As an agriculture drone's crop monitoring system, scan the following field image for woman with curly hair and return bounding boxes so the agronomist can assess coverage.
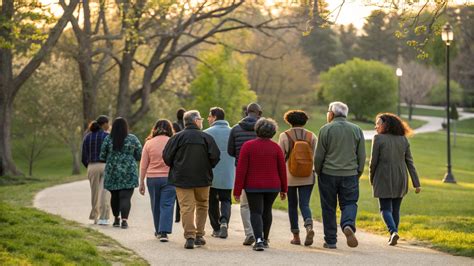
[369,113,421,246]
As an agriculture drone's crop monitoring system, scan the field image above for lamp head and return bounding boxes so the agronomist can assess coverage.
[441,22,454,45]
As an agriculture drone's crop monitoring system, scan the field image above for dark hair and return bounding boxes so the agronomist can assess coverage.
[376,113,413,137]
[88,115,109,132]
[147,119,174,140]
[209,107,225,120]
[96,115,109,126]
[255,118,278,139]
[110,117,129,151]
[284,110,309,127]
[176,108,186,120]
[246,102,262,116]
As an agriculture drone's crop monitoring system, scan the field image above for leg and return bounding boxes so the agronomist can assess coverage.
[110,190,120,218]
[98,163,110,220]
[119,188,134,220]
[246,192,264,241]
[176,187,197,239]
[318,174,338,245]
[87,164,101,220]
[147,178,161,234]
[287,186,299,233]
[194,186,210,237]
[392,198,403,231]
[218,189,232,225]
[262,192,278,241]
[298,185,314,223]
[208,187,221,232]
[240,190,254,237]
[338,175,359,232]
[159,179,176,234]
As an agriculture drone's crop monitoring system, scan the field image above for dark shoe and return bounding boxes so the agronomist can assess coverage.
[121,220,128,229]
[304,228,315,246]
[263,239,269,248]
[389,232,399,246]
[159,233,169,242]
[323,242,337,249]
[343,226,358,248]
[175,219,180,223]
[194,236,206,246]
[184,238,194,249]
[253,241,264,251]
[291,233,301,245]
[113,217,120,227]
[211,230,221,238]
[219,224,228,239]
[243,235,256,246]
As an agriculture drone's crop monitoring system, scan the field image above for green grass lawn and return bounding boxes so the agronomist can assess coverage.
[455,118,474,135]
[401,106,447,118]
[0,144,147,265]
[274,132,474,257]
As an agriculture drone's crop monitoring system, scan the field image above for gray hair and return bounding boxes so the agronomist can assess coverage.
[328,101,349,118]
[255,118,278,139]
[183,110,201,126]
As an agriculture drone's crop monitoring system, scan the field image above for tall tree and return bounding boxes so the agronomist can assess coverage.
[339,24,358,62]
[0,0,79,176]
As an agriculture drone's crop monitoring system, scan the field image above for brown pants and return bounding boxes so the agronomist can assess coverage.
[176,186,210,239]
[88,163,110,220]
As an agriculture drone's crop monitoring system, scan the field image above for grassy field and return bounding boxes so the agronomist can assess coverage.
[400,106,447,118]
[274,132,474,257]
[0,145,147,265]
[456,118,474,135]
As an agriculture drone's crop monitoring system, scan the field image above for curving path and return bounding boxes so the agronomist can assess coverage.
[35,180,473,265]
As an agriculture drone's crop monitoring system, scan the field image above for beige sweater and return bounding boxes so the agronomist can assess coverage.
[278,128,317,187]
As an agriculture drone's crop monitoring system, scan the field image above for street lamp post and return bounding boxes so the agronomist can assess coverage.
[441,22,456,184]
[396,68,403,117]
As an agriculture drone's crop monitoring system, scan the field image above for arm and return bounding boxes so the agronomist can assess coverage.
[227,128,236,157]
[162,136,177,167]
[81,136,88,168]
[276,146,288,193]
[278,133,289,159]
[133,136,142,161]
[357,128,366,177]
[139,142,149,181]
[99,136,110,162]
[405,139,421,189]
[233,142,249,198]
[314,130,326,176]
[206,135,221,168]
[369,135,380,185]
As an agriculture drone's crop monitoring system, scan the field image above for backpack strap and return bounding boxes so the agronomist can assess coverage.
[284,131,295,161]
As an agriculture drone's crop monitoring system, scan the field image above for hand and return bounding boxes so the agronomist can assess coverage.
[234,195,240,203]
[415,187,421,194]
[280,192,287,201]
[139,182,146,195]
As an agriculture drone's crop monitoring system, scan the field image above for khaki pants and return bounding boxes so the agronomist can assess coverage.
[176,186,210,239]
[88,163,110,220]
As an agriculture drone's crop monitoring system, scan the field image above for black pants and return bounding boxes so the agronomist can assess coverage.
[110,188,134,219]
[175,197,180,222]
[208,187,232,231]
[318,174,359,245]
[246,192,278,241]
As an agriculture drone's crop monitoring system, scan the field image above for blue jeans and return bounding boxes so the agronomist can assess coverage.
[378,198,403,234]
[318,174,359,245]
[287,185,314,233]
[147,177,176,234]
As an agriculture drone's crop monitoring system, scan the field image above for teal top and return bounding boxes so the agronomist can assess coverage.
[100,134,142,191]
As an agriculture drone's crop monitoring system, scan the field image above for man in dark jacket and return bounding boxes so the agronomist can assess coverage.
[163,110,220,249]
[227,102,262,246]
[172,107,186,223]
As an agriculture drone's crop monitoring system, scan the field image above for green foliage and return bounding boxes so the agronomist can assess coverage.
[320,58,397,121]
[429,80,463,105]
[189,46,256,125]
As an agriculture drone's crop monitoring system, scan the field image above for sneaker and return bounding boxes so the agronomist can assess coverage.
[253,241,264,251]
[323,242,337,249]
[113,217,120,227]
[97,219,109,226]
[159,233,169,242]
[194,236,206,246]
[219,224,228,239]
[263,239,269,248]
[343,226,358,248]
[243,235,256,246]
[304,228,315,246]
[389,232,399,246]
[184,238,194,249]
[121,220,128,229]
[211,230,221,238]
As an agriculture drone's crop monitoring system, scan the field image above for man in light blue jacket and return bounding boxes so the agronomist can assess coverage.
[204,107,235,239]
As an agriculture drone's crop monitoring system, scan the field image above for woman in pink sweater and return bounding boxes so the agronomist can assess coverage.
[139,119,175,242]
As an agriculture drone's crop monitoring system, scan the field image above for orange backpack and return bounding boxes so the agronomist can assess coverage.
[285,129,314,177]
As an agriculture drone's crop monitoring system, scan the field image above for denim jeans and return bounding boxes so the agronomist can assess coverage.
[378,198,403,234]
[147,177,176,234]
[318,174,359,245]
[208,188,232,231]
[287,185,314,233]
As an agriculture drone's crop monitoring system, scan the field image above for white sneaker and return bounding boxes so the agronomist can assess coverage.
[97,219,109,225]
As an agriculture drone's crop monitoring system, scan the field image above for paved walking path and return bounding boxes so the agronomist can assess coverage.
[35,180,473,265]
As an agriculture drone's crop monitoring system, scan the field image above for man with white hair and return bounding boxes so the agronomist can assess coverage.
[314,101,366,249]
[163,110,221,249]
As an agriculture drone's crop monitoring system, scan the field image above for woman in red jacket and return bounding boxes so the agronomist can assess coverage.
[234,118,288,251]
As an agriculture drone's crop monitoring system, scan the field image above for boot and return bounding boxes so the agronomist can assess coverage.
[291,233,301,245]
[304,219,315,246]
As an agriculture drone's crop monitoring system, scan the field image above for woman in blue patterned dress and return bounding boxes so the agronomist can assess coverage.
[100,117,142,229]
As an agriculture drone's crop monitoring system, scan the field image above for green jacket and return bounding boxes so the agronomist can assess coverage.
[314,117,366,177]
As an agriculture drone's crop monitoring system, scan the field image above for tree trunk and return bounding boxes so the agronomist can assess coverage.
[0,95,22,176]
[408,102,413,121]
[116,53,134,119]
[77,57,98,130]
[71,145,81,175]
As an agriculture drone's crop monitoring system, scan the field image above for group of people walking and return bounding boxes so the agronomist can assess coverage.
[81,101,421,251]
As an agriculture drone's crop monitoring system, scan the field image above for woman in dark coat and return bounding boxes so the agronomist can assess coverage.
[369,113,421,246]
